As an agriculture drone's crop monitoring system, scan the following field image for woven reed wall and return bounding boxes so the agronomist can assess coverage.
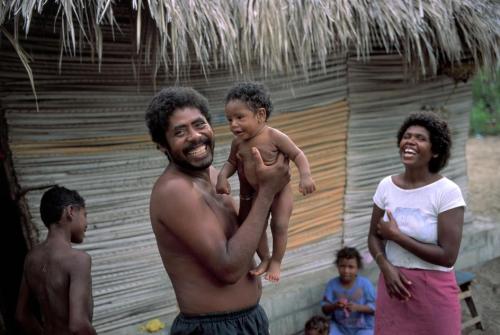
[1,17,473,335]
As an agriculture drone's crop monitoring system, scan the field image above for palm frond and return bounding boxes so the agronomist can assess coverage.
[0,0,498,79]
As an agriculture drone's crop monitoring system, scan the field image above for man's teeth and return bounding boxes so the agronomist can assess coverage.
[188,145,207,157]
[404,148,416,154]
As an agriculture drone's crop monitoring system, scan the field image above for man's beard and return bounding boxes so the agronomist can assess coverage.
[167,138,214,171]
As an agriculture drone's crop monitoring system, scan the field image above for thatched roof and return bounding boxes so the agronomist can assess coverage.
[1,0,499,78]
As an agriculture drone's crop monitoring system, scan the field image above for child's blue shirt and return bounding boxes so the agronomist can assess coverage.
[321,275,376,333]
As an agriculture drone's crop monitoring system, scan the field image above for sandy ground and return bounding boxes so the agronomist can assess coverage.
[462,136,500,335]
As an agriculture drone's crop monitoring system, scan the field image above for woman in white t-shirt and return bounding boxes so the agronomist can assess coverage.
[367,112,465,335]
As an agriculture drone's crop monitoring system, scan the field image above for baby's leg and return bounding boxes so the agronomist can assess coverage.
[265,183,293,282]
[249,213,271,277]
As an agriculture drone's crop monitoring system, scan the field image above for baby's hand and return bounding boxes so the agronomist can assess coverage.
[216,176,231,195]
[299,176,316,195]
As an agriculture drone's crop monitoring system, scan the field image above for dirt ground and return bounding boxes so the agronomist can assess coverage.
[462,136,500,335]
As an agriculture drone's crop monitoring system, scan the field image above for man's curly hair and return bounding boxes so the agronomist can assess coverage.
[145,87,211,149]
[397,112,451,173]
[225,82,273,120]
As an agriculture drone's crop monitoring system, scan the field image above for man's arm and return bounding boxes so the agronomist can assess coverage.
[68,252,96,335]
[154,149,289,284]
[16,271,43,335]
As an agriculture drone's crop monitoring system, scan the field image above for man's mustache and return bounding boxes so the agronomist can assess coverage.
[183,137,212,153]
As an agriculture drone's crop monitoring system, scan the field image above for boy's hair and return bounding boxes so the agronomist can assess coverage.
[335,246,363,269]
[145,87,211,149]
[40,186,85,228]
[225,82,273,120]
[304,315,329,334]
[397,111,451,173]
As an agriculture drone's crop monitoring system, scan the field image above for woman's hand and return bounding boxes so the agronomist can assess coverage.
[380,261,412,301]
[377,210,402,241]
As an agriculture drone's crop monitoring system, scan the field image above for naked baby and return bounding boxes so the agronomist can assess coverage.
[217,82,316,282]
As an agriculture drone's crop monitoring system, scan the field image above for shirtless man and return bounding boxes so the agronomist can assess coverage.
[145,87,290,334]
[16,185,95,335]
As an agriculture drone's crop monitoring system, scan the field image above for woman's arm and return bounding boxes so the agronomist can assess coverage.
[377,207,464,268]
[368,204,412,300]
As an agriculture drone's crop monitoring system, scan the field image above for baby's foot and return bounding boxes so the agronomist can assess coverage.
[249,259,270,277]
[264,260,281,283]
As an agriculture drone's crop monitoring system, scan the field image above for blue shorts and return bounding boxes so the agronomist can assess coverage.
[170,304,269,335]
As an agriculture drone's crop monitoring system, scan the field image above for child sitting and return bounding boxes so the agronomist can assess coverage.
[321,247,376,335]
[217,82,316,282]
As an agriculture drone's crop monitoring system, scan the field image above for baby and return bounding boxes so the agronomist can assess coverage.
[217,82,316,282]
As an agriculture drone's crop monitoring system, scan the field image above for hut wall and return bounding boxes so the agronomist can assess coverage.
[1,25,473,335]
[1,28,349,332]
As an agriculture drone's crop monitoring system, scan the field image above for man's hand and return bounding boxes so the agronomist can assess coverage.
[377,210,401,241]
[253,148,290,196]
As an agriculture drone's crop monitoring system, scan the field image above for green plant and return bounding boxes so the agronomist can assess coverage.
[470,69,500,136]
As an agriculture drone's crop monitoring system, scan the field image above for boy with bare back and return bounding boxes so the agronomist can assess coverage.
[16,185,96,335]
[217,82,316,282]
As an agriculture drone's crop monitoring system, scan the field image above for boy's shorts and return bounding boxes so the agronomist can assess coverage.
[170,304,269,335]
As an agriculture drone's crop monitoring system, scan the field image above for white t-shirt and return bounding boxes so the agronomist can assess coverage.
[373,175,466,272]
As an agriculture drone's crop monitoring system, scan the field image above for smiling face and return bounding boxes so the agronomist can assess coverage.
[225,100,266,140]
[164,107,214,171]
[337,257,359,285]
[399,125,435,171]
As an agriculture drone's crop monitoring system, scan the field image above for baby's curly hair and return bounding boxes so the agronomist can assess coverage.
[225,82,273,120]
[397,112,451,173]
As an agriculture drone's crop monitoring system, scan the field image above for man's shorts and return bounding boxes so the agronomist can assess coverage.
[170,304,269,335]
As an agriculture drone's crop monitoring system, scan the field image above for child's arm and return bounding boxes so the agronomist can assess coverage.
[216,162,236,195]
[272,129,316,195]
[346,302,374,314]
[68,252,96,335]
[321,297,348,315]
[346,278,376,315]
[216,140,239,195]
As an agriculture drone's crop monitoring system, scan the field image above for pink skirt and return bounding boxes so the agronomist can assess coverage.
[375,267,460,335]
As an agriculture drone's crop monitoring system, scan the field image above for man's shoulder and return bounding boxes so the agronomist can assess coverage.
[152,170,195,195]
[150,170,206,221]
